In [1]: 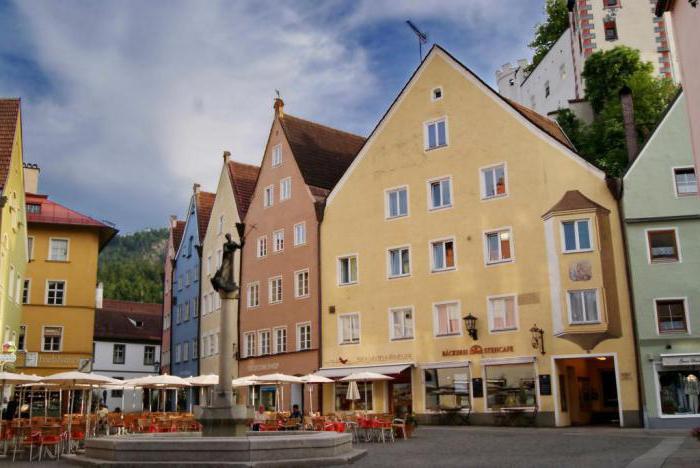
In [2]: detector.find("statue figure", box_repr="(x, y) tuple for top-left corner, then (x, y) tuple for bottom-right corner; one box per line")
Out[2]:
(211, 233), (241, 294)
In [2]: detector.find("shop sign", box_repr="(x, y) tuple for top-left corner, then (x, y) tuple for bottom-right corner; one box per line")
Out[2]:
(0, 353), (16, 362)
(662, 355), (700, 367)
(354, 353), (413, 363)
(442, 345), (514, 357)
(248, 362), (280, 372)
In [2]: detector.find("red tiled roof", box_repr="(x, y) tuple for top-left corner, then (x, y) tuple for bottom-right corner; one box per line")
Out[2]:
(542, 190), (611, 218)
(0, 99), (20, 191)
(102, 299), (162, 315)
(505, 99), (575, 151)
(227, 160), (259, 220)
(195, 191), (216, 243)
(172, 220), (185, 253)
(26, 193), (118, 249)
(279, 114), (366, 191)
(95, 299), (163, 342)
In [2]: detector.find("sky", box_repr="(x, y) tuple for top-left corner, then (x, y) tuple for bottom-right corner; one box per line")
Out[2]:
(0, 0), (546, 233)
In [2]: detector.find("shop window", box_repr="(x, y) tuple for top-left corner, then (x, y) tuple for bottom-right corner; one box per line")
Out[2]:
(424, 367), (470, 411)
(335, 381), (372, 411)
(647, 229), (679, 263)
(656, 299), (688, 334)
(485, 364), (537, 409)
(481, 164), (507, 199)
(388, 247), (410, 278)
(431, 239), (455, 271)
(604, 20), (618, 41)
(338, 313), (360, 345)
(674, 167), (697, 196)
(658, 370), (699, 415)
(386, 187), (408, 219)
(562, 219), (592, 252)
(485, 229), (512, 264)
(434, 301), (461, 336)
(424, 118), (447, 150)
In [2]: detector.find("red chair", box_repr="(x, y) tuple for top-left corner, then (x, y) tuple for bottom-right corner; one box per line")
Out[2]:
(39, 426), (62, 461)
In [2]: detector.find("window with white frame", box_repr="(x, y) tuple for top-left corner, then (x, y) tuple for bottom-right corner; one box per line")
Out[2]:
(184, 300), (190, 321)
(272, 144), (282, 167)
(274, 327), (287, 353)
(432, 87), (443, 101)
(485, 229), (513, 264)
(272, 230), (284, 252)
(434, 302), (461, 336)
(218, 215), (224, 235)
(431, 239), (455, 271)
(192, 297), (199, 317)
(182, 341), (189, 361)
(46, 281), (66, 305)
(280, 177), (291, 201)
(49, 238), (69, 261)
(297, 323), (311, 351)
(674, 167), (697, 196)
(338, 256), (358, 285)
(257, 236), (267, 258)
(647, 229), (680, 263)
(428, 178), (452, 210)
(481, 164), (507, 199)
(488, 295), (517, 332)
(386, 187), (408, 219)
(294, 222), (306, 246)
(568, 289), (600, 324)
(269, 276), (282, 304)
(202, 336), (210, 357)
(18, 325), (26, 351)
(192, 339), (199, 359)
(390, 307), (414, 340)
(42, 326), (62, 352)
(339, 314), (360, 344)
(295, 270), (309, 298)
(175, 344), (182, 363)
(113, 344), (126, 364)
(27, 236), (34, 260)
(8, 266), (14, 300)
(562, 220), (592, 252)
(22, 279), (30, 304)
(388, 247), (410, 278)
(258, 330), (271, 355)
(247, 282), (260, 308)
(264, 185), (274, 207)
(15, 273), (21, 305)
(185, 270), (191, 286)
(425, 118), (447, 150)
(655, 299), (688, 334)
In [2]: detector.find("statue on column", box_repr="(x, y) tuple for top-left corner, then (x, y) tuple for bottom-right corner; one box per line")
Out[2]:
(211, 233), (241, 294)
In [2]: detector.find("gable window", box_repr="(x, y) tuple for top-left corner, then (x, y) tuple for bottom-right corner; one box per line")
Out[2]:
(488, 295), (518, 332)
(655, 299), (688, 334)
(264, 185), (274, 207)
(257, 236), (267, 258)
(49, 238), (69, 261)
(431, 239), (455, 271)
(18, 325), (26, 351)
(481, 164), (507, 199)
(390, 307), (414, 340)
(485, 229), (513, 264)
(269, 276), (282, 304)
(244, 332), (256, 357)
(432, 87), (443, 101)
(258, 330), (271, 355)
(43, 326), (62, 352)
(247, 282), (260, 308)
(429, 177), (452, 210)
(425, 118), (448, 150)
(604, 20), (618, 41)
(338, 255), (358, 285)
(274, 327), (287, 354)
(294, 222), (306, 246)
(46, 281), (66, 306)
(272, 230), (284, 253)
(568, 289), (600, 324)
(434, 301), (461, 336)
(272, 144), (282, 167)
(339, 314), (360, 345)
(280, 177), (291, 201)
(217, 215), (224, 235)
(113, 344), (126, 364)
(674, 167), (697, 196)
(386, 187), (408, 219)
(562, 220), (592, 252)
(647, 229), (680, 263)
(388, 247), (410, 278)
(295, 269), (309, 298)
(22, 279), (30, 304)
(297, 323), (311, 351)
(27, 203), (41, 214)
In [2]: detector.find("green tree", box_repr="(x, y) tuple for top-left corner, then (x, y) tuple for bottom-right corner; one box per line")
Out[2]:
(528, 0), (569, 71)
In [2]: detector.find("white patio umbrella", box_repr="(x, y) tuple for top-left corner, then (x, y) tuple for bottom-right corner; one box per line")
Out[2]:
(250, 374), (303, 411)
(300, 374), (333, 415)
(346, 381), (361, 411)
(340, 372), (393, 412)
(232, 376), (258, 408)
(0, 372), (41, 445)
(126, 374), (191, 412)
(187, 375), (218, 407)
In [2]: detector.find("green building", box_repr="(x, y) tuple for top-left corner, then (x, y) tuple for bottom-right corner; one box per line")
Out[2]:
(622, 92), (700, 428)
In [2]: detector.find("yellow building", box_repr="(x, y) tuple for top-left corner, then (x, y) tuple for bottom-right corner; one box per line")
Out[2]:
(319, 46), (641, 427)
(16, 167), (117, 376)
(0, 99), (29, 352)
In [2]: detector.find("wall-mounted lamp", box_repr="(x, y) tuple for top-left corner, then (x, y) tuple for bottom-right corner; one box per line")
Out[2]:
(463, 313), (478, 341)
(530, 324), (545, 355)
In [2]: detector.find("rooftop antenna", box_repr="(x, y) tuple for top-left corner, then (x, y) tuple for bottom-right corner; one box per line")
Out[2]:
(406, 20), (428, 62)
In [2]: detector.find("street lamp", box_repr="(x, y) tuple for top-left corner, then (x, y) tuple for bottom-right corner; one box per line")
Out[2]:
(530, 324), (545, 355)
(463, 313), (478, 341)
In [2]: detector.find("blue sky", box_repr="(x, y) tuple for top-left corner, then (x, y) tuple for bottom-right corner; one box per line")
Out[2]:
(0, 0), (545, 232)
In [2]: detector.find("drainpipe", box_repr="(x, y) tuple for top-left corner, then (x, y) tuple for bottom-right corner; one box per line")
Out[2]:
(315, 200), (325, 415)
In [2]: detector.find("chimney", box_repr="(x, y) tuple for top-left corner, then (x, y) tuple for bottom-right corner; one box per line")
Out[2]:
(23, 163), (40, 194)
(274, 97), (284, 118)
(169, 215), (177, 228)
(193, 183), (201, 194)
(223, 151), (230, 163)
(95, 282), (104, 309)
(620, 86), (639, 163)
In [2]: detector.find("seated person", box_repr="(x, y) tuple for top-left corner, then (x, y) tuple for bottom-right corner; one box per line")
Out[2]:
(290, 404), (302, 420)
(252, 405), (266, 431)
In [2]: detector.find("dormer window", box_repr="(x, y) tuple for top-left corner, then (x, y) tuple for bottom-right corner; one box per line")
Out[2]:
(27, 203), (41, 214)
(432, 87), (443, 101)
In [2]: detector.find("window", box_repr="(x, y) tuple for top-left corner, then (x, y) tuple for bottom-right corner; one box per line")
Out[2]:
(247, 282), (260, 308)
(111, 377), (124, 398)
(272, 144), (282, 167)
(46, 281), (66, 305)
(272, 230), (284, 252)
(339, 314), (360, 345)
(562, 220), (592, 252)
(390, 307), (414, 340)
(264, 185), (274, 207)
(113, 344), (126, 364)
(432, 87), (443, 101)
(425, 118), (447, 150)
(386, 187), (408, 219)
(338, 256), (358, 285)
(647, 229), (680, 263)
(258, 330), (271, 355)
(388, 247), (410, 278)
(559, 63), (567, 80)
(294, 222), (306, 246)
(568, 289), (600, 324)
(27, 237), (34, 260)
(49, 238), (69, 261)
(184, 301), (190, 321)
(604, 0), (619, 8)
(280, 177), (291, 201)
(485, 229), (512, 264)
(14, 274), (21, 304)
(22, 279), (30, 304)
(488, 296), (518, 332)
(274, 327), (287, 354)
(175, 344), (181, 363)
(674, 167), (697, 196)
(26, 203), (41, 214)
(485, 364), (536, 409)
(42, 327), (62, 352)
(481, 164), (507, 199)
(656, 299), (688, 334)
(257, 236), (267, 258)
(192, 297), (199, 317)
(244, 332), (256, 357)
(177, 275), (183, 290)
(295, 270), (309, 298)
(187, 236), (193, 257)
(269, 276), (282, 304)
(428, 178), (452, 210)
(217, 215), (224, 235)
(604, 20), (618, 41)
(297, 323), (311, 351)
(424, 366), (470, 411)
(431, 239), (455, 271)
(657, 370), (700, 415)
(18, 325), (26, 351)
(335, 381), (373, 411)
(182, 341), (189, 361)
(191, 339), (198, 359)
(434, 302), (461, 336)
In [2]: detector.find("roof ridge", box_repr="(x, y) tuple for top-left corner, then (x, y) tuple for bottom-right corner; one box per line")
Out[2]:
(282, 113), (365, 141)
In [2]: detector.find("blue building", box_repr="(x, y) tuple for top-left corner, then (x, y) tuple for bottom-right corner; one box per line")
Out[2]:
(171, 185), (215, 381)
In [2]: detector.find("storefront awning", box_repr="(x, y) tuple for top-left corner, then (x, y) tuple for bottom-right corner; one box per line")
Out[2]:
(480, 356), (536, 366)
(316, 363), (413, 379)
(661, 353), (700, 367)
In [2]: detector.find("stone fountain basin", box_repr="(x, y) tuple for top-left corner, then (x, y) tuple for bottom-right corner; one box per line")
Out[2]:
(65, 431), (366, 467)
